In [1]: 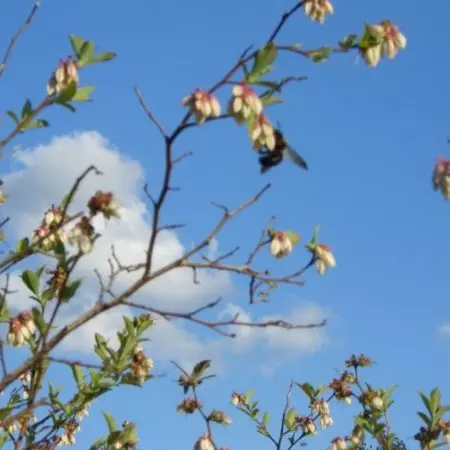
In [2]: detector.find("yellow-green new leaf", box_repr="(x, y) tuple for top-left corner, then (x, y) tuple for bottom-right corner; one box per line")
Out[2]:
(72, 86), (96, 102)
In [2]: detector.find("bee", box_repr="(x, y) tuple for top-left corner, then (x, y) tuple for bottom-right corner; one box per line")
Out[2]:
(258, 128), (308, 174)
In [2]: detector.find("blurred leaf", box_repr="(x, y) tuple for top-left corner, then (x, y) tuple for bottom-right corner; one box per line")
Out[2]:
(89, 52), (117, 64)
(7, 111), (19, 124)
(60, 279), (83, 302)
(262, 411), (270, 426)
(261, 95), (282, 106)
(72, 365), (84, 388)
(32, 307), (48, 334)
(103, 412), (117, 433)
(340, 34), (359, 50)
(21, 99), (33, 118)
(55, 81), (77, 104)
(283, 231), (301, 246)
(417, 411), (431, 425)
(16, 238), (29, 253)
(430, 388), (441, 413)
(255, 80), (280, 89)
(285, 407), (297, 430)
(22, 119), (49, 130)
(309, 46), (332, 64)
(72, 86), (95, 102)
(191, 360), (211, 380)
(78, 40), (95, 65)
(419, 391), (433, 416)
(69, 35), (87, 59)
(248, 42), (277, 83)
(297, 382), (315, 401)
(21, 270), (40, 296)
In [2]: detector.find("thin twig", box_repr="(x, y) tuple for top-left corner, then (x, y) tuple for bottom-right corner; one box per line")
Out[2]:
(0, 2), (40, 79)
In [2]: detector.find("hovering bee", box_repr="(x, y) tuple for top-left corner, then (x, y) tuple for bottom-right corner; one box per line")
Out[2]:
(258, 127), (308, 174)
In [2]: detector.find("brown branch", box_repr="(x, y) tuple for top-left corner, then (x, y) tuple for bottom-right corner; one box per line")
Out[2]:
(268, 1), (306, 42)
(0, 2), (40, 79)
(134, 87), (168, 140)
(46, 356), (104, 370)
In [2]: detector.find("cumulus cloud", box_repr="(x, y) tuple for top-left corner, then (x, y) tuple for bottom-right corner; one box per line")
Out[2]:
(1, 131), (329, 369)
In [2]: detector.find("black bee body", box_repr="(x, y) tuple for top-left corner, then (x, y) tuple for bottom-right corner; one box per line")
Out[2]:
(258, 128), (308, 174)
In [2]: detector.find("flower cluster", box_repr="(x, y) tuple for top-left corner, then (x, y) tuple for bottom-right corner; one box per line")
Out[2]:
(432, 157), (450, 200)
(208, 409), (232, 425)
(270, 231), (294, 259)
(47, 56), (79, 96)
(359, 391), (384, 410)
(177, 397), (203, 414)
(194, 433), (214, 450)
(182, 89), (221, 124)
(361, 21), (407, 67)
(228, 83), (263, 124)
(345, 353), (373, 369)
(68, 216), (95, 254)
(231, 391), (247, 406)
(19, 371), (31, 400)
(295, 415), (317, 435)
(329, 378), (352, 404)
(249, 112), (276, 151)
(57, 419), (80, 447)
(7, 311), (36, 347)
(304, 0), (334, 24)
(129, 346), (154, 384)
(32, 206), (67, 251)
(329, 437), (346, 450)
(87, 190), (120, 219)
(311, 399), (333, 429)
(310, 243), (336, 275)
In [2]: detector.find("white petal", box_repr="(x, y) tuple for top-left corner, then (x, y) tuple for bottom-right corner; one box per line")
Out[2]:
(232, 85), (243, 97)
(394, 32), (407, 49)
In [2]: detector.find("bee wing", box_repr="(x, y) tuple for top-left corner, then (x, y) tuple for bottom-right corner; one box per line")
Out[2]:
(284, 145), (308, 170)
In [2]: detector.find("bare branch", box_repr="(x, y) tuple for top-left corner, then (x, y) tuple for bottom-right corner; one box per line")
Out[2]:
(134, 87), (169, 140)
(0, 2), (40, 79)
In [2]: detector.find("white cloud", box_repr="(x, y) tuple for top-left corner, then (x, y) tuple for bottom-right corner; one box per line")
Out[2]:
(439, 323), (450, 338)
(1, 131), (329, 370)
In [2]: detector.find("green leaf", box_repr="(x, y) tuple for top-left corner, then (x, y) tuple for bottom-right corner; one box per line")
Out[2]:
(419, 391), (433, 416)
(340, 34), (359, 50)
(309, 46), (332, 64)
(191, 360), (211, 380)
(55, 81), (77, 104)
(71, 365), (84, 388)
(430, 388), (441, 413)
(103, 412), (117, 433)
(69, 35), (87, 59)
(261, 95), (282, 106)
(60, 279), (83, 302)
(245, 390), (256, 401)
(7, 111), (19, 124)
(262, 411), (270, 426)
(16, 237), (29, 253)
(311, 225), (320, 245)
(255, 80), (281, 89)
(283, 231), (301, 246)
(23, 119), (49, 130)
(21, 270), (40, 296)
(89, 52), (117, 64)
(21, 99), (33, 119)
(417, 411), (431, 425)
(296, 382), (316, 401)
(248, 42), (277, 83)
(78, 40), (95, 65)
(32, 307), (47, 334)
(72, 86), (95, 102)
(285, 408), (297, 430)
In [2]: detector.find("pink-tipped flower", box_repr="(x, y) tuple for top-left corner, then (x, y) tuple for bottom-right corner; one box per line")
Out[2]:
(270, 231), (293, 259)
(330, 437), (347, 450)
(349, 425), (364, 446)
(47, 56), (79, 96)
(380, 20), (407, 60)
(182, 88), (221, 124)
(433, 157), (450, 200)
(304, 0), (334, 24)
(44, 207), (64, 227)
(249, 113), (276, 151)
(87, 191), (120, 219)
(361, 21), (406, 67)
(68, 217), (95, 254)
(7, 311), (35, 347)
(194, 434), (214, 450)
(312, 244), (336, 275)
(228, 83), (263, 124)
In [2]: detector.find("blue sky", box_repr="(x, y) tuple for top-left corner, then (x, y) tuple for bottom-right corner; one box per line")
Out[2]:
(0, 0), (450, 448)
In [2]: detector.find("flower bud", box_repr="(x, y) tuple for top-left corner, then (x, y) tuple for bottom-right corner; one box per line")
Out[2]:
(182, 89), (221, 124)
(304, 0), (334, 24)
(249, 113), (276, 151)
(194, 434), (214, 450)
(228, 83), (263, 125)
(270, 231), (293, 259)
